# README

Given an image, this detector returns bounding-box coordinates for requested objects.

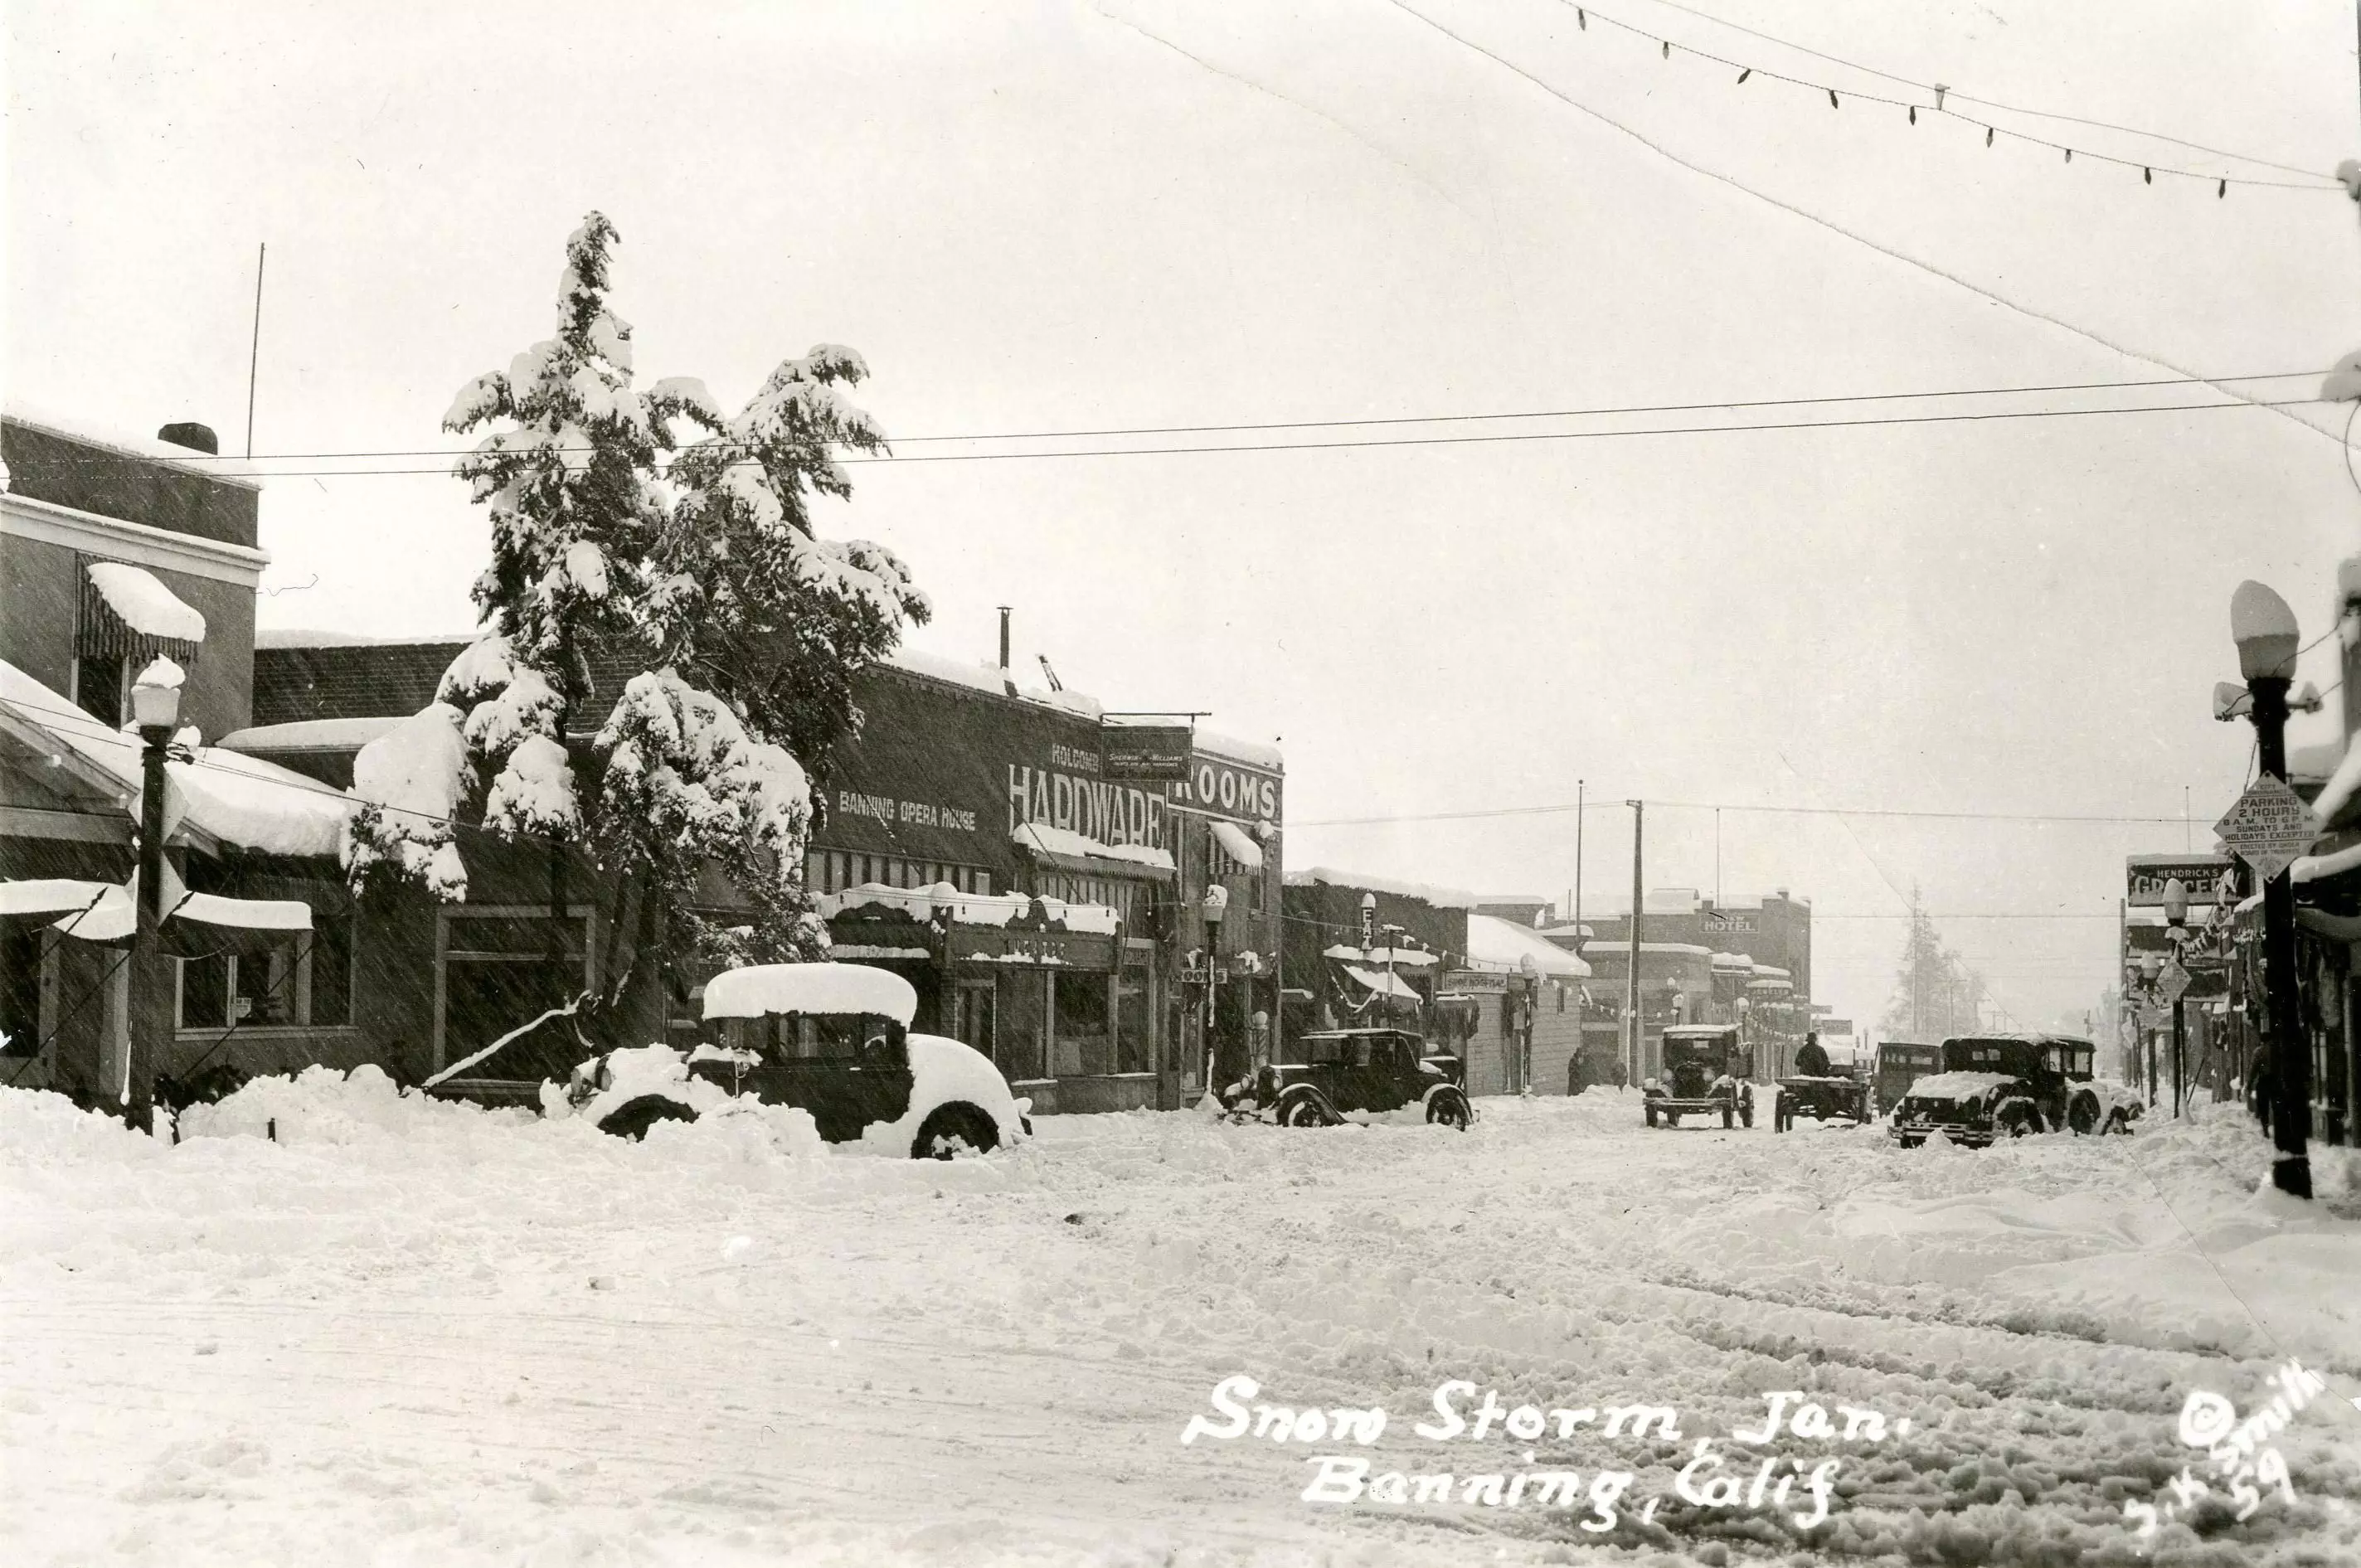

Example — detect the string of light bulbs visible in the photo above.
[1548,0,2348,195]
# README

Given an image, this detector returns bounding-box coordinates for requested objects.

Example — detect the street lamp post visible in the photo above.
[2229,580,2312,1197]
[2135,951,2161,1105]
[1202,885,1227,1098]
[1517,953,1538,1095]
[127,658,184,1134]
[2164,876,2190,1119]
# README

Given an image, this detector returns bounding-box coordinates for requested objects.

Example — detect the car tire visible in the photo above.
[1278,1093,1334,1129]
[599,1096,698,1140]
[1665,1110,1683,1129]
[1741,1100,1754,1129]
[1426,1090,1471,1130]
[1998,1101,2041,1138]
[2067,1094,2100,1136]
[1722,1105,1734,1129]
[912,1103,1001,1160]
[1644,1102,1659,1129]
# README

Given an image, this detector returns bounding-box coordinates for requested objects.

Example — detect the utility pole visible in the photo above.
[1625,800,1644,1087]
[1573,778,1584,936]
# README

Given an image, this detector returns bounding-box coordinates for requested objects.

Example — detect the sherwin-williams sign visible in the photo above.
[1101,724,1193,782]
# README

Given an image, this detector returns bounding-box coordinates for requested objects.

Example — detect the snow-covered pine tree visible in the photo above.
[344,211,927,1032]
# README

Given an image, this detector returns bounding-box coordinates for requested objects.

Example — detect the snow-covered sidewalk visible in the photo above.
[2,1076,2355,1566]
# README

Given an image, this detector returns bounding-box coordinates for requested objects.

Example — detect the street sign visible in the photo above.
[2158,960,2192,1004]
[2213,777,2320,882]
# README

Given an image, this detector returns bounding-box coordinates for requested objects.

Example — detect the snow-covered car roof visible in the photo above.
[1897,1070,2019,1103]
[701,963,917,1025]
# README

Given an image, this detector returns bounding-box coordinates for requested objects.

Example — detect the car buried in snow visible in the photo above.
[1643,1024,1756,1129]
[563,962,1033,1158]
[1218,1027,1474,1129]
[1888,1032,2138,1148]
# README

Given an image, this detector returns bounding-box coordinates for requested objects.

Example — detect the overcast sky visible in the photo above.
[12,0,2361,1034]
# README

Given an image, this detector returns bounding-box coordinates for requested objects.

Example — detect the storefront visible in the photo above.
[804,655,1280,1113]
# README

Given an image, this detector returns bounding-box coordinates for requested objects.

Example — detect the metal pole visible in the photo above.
[2173,997,2185,1118]
[1574,779,1584,934]
[1625,800,1644,1087]
[245,242,265,459]
[2248,676,2313,1197]
[129,723,171,1132]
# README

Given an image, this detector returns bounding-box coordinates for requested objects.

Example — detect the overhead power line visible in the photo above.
[56,367,2329,464]
[1382,0,2343,449]
[1295,795,2209,828]
[1548,0,2341,192]
[90,396,2328,479]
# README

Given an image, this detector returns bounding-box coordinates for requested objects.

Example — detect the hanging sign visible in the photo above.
[2213,778,2319,883]
[2157,960,2192,1004]
[1100,723,1193,781]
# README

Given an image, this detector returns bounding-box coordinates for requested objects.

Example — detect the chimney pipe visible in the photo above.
[997,606,1011,672]
[157,422,219,455]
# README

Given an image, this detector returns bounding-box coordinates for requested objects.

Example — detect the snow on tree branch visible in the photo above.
[344,703,474,901]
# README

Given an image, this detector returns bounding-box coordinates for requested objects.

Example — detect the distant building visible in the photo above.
[1543,887,1814,1080]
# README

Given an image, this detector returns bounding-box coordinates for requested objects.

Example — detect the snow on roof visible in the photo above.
[1465,913,1591,978]
[1710,951,1755,968]
[1011,821,1176,872]
[1750,961,1790,978]
[85,562,206,643]
[1579,940,1712,957]
[2,401,261,487]
[1195,729,1282,771]
[2308,736,2361,826]
[816,881,1120,936]
[1,658,349,857]
[1285,867,1476,910]
[702,963,917,1025]
[2293,840,2361,883]
[254,628,479,650]
[219,716,410,753]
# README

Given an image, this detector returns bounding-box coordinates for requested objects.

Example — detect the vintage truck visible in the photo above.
[1889,1033,2139,1148]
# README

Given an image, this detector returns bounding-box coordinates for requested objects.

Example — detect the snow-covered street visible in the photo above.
[3,1080,2356,1566]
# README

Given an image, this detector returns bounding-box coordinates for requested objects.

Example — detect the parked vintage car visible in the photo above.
[1889,1033,2137,1148]
[1222,1027,1474,1129]
[566,963,1033,1158]
[1644,1024,1756,1129]
[1873,1041,1941,1116]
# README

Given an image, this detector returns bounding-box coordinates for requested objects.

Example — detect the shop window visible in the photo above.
[1115,952,1152,1075]
[175,912,355,1031]
[1055,970,1112,1076]
[998,970,1048,1081]
[2,925,52,1056]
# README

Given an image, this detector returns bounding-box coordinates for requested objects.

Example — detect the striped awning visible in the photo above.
[80,561,203,669]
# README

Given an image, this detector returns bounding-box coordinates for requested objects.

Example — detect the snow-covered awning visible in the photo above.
[1,659,349,857]
[817,880,1121,936]
[25,865,312,944]
[1323,943,1438,968]
[86,562,206,643]
[1011,822,1176,881]
[1340,964,1423,1001]
[1210,818,1264,871]
[80,562,205,669]
[1465,912,1591,978]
